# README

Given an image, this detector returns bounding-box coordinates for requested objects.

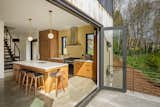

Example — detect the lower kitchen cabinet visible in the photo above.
[74,60,96,80]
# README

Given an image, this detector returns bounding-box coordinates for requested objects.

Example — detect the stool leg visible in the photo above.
[18,72,22,87]
[39,76,45,90]
[15,70,18,82]
[55,77,58,97]
[25,76,29,95]
[29,77,33,95]
[61,77,65,92]
[22,73,26,88]
[16,70,19,82]
[38,77,41,87]
[34,77,37,96]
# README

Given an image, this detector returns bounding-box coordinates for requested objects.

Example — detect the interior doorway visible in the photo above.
[30,39,38,60]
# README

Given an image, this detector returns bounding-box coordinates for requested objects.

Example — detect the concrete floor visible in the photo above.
[0,72,96,107]
[87,90,160,107]
[0,75,53,107]
[104,70,123,89]
[3,72,159,107]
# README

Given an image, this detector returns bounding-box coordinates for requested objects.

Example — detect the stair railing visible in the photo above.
[4,27,20,61]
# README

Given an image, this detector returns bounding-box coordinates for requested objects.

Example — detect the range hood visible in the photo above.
[67,27,80,46]
[66,27,83,58]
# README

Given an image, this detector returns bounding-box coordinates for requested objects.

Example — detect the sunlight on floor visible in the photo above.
[87,90,160,107]
[39,76,97,107]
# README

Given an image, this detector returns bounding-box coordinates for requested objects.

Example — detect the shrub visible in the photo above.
[145,54,160,72]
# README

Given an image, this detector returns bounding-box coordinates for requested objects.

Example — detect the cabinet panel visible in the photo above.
[74,61,95,80]
[39,30,59,60]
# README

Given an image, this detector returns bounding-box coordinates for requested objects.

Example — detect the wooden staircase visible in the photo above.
[4,27,20,71]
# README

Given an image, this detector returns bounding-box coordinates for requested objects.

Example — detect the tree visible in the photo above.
[154,16,160,42]
[113,10,123,26]
[126,0,151,55]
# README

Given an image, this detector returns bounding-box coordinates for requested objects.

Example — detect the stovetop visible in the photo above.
[64,57,80,64]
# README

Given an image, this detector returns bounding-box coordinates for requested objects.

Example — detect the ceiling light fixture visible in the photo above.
[28,36,33,41]
[48,10,54,39]
[27,18,33,41]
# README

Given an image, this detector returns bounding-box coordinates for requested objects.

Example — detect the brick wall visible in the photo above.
[127,68,160,96]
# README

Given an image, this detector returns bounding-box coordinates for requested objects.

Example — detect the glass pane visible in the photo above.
[62,37,67,55]
[103,29,124,89]
[86,34,94,55]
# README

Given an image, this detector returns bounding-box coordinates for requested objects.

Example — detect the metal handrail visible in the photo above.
[4,27,20,61]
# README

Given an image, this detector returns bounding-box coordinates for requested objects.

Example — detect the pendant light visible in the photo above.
[28,36,33,41]
[27,18,33,41]
[48,10,54,39]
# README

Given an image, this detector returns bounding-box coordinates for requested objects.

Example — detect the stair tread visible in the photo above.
[5,65,13,67]
[5,64,13,66]
[4,33,20,63]
[5,67,13,70]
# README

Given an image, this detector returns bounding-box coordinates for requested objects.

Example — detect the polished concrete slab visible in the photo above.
[0,72,96,107]
[87,90,160,107]
[0,75,53,107]
[40,76,97,107]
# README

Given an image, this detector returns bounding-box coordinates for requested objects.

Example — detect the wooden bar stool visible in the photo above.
[50,69,65,97]
[26,72,45,95]
[18,70,28,87]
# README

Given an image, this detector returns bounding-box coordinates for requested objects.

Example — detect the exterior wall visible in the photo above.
[0,20,4,78]
[58,25,94,57]
[65,0,113,27]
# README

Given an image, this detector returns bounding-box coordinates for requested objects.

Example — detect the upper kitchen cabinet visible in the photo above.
[39,30,59,60]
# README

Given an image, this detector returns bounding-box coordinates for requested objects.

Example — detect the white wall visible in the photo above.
[0,20,4,78]
[15,31,39,61]
[26,31,39,60]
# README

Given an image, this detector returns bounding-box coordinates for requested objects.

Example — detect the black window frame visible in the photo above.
[61,36,67,55]
[86,33,94,55]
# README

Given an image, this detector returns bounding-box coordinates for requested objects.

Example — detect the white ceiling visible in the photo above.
[0,0,88,33]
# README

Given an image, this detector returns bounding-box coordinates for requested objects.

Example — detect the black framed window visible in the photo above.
[61,37,67,55]
[86,34,94,55]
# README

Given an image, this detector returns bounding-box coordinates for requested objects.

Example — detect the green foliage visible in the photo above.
[127,55,146,69]
[113,10,123,26]
[154,16,160,40]
[132,0,151,21]
[145,54,160,72]
[127,54,160,84]
[113,36,121,55]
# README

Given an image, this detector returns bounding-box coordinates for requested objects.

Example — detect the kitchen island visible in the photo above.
[13,60,68,93]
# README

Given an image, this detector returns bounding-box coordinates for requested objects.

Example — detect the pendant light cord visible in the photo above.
[49,10,53,33]
[28,18,33,36]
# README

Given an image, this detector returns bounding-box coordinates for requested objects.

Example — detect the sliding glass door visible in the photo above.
[100,27,127,92]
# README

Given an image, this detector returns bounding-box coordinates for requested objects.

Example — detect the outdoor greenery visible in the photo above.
[127,54,160,84]
[113,0,160,84]
[86,34,94,55]
[113,10,123,26]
